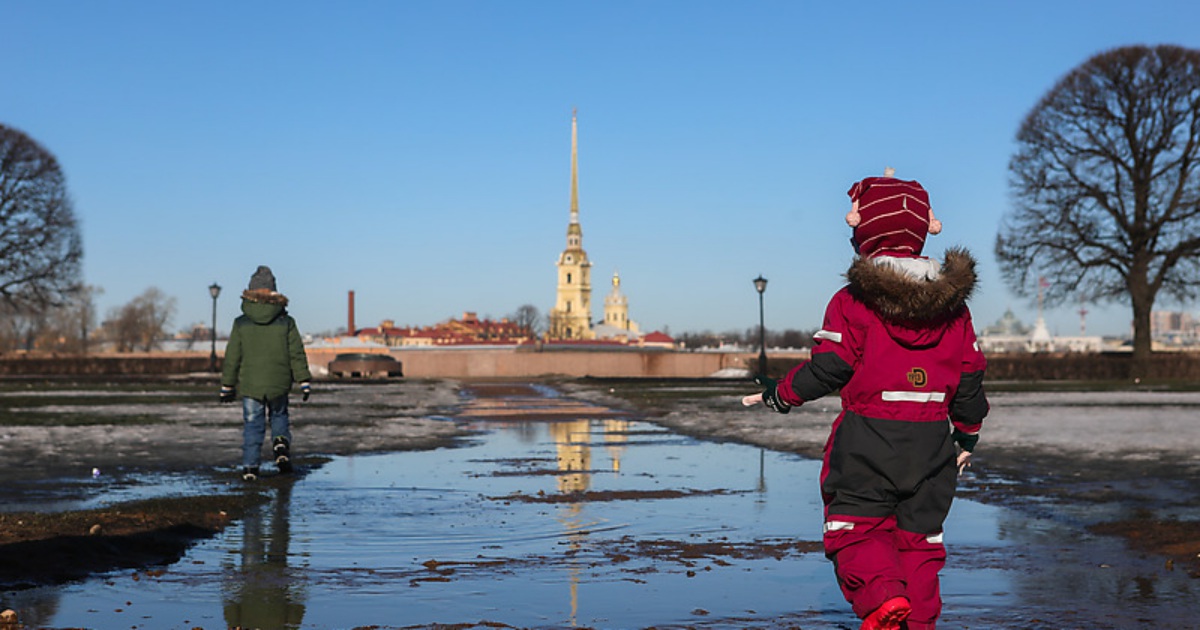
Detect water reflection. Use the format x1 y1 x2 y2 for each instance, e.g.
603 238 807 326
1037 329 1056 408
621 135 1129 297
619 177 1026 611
550 419 589 627
222 482 306 629
603 418 629 473
549 418 630 627
757 448 767 494
550 420 593 496
0 589 61 629
10 384 1200 629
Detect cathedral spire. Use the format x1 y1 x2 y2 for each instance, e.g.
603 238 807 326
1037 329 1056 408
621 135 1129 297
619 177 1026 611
550 108 593 340
570 108 580 225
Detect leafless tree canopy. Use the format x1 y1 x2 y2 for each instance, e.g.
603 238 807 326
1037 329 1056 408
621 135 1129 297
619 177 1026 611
0 285 99 354
509 304 544 337
102 287 177 352
0 124 83 313
997 45 1200 359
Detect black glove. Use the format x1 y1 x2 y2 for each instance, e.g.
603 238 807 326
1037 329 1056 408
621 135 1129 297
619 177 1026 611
300 382 311 402
754 375 791 414
219 386 236 403
952 428 979 452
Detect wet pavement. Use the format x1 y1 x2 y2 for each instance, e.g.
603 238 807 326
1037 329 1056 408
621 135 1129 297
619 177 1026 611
3 383 1198 629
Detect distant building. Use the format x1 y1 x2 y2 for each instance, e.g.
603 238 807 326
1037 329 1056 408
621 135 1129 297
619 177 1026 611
338 112 677 351
981 308 1031 337
638 331 676 349
1151 310 1199 346
594 271 641 342
977 308 1103 354
545 111 659 347
353 312 531 347
547 110 595 341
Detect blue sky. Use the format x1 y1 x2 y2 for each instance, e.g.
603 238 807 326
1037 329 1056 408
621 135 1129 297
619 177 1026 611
5 1 1200 339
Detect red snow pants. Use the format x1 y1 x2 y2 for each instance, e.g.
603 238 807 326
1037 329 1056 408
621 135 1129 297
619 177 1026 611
820 411 958 629
823 514 946 629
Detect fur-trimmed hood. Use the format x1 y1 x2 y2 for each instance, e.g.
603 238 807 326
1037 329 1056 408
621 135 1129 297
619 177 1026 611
845 247 977 347
240 288 289 325
241 288 289 306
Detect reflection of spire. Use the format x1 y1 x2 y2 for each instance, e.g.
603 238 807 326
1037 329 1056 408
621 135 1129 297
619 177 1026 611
550 418 591 628
547 417 628 626
603 418 628 473
551 419 591 494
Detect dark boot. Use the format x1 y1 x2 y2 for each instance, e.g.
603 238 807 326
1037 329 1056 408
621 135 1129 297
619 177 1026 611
272 436 292 473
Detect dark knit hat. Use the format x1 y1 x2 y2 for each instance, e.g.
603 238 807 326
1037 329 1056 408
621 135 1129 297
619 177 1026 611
844 172 941 258
248 265 277 291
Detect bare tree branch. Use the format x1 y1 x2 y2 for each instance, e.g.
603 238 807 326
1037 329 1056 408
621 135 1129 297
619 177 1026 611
100 287 177 353
0 124 83 314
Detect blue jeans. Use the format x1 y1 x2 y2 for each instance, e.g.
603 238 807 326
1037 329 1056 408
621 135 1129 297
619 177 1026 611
242 396 292 468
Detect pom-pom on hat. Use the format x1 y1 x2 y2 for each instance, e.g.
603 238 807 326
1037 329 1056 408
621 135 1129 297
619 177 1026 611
248 265 277 292
844 168 941 258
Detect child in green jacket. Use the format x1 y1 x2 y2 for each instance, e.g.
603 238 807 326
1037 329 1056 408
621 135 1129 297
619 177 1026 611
220 266 312 480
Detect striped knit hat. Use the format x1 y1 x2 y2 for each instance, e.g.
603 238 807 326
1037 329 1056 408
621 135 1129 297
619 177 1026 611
844 172 941 258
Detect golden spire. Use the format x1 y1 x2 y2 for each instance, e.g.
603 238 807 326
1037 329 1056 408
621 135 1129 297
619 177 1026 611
570 109 579 225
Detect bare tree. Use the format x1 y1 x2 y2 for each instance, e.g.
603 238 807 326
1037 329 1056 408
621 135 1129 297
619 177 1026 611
0 124 83 313
0 285 102 354
997 45 1200 368
0 303 39 352
510 304 544 338
773 328 815 349
102 287 177 352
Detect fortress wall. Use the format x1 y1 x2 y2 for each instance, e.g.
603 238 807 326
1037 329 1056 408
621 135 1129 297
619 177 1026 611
305 347 765 379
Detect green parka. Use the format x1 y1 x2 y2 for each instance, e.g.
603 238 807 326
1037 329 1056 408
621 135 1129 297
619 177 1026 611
221 289 312 401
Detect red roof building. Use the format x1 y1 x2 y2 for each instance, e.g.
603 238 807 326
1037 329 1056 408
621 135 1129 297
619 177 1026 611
354 312 533 347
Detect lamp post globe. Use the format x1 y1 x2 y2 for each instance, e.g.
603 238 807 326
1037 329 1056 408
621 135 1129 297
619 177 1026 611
208 283 221 372
753 276 767 377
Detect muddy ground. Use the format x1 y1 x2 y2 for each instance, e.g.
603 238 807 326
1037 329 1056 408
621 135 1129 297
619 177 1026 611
562 379 1200 579
2 376 1199 611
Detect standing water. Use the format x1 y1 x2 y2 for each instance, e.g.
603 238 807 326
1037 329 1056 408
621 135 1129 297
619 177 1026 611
2 383 1197 629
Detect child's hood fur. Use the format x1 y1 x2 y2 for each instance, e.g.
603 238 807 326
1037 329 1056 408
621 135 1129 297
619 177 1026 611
241 288 289 307
846 247 976 326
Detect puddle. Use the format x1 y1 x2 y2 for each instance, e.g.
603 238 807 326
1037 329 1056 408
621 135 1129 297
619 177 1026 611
2 385 1198 629
1 470 228 513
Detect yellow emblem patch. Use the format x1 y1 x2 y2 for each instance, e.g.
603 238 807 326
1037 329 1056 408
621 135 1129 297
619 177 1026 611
906 367 928 387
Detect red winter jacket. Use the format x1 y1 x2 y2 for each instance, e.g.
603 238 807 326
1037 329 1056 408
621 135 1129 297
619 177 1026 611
777 248 988 435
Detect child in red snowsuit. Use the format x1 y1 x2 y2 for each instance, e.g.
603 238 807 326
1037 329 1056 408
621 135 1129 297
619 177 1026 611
750 173 988 630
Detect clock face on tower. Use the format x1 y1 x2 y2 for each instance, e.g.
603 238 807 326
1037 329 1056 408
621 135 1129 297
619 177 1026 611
565 255 573 263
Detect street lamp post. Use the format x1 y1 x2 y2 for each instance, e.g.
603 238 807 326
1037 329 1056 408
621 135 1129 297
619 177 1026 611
753 275 767 377
209 283 221 372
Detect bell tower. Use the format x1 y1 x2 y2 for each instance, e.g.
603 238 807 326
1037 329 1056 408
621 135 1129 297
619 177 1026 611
548 110 594 340
604 271 637 332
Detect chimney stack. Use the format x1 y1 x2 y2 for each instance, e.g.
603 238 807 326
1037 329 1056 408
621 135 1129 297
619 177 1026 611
348 290 356 336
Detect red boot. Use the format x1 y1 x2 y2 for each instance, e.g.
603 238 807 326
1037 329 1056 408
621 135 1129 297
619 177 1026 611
860 596 911 630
